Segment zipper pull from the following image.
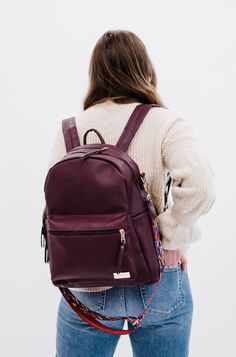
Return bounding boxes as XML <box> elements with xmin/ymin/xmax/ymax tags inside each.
<box><xmin>41</xmin><ymin>226</ymin><xmax>46</xmax><ymax>247</ymax></box>
<box><xmin>81</xmin><ymin>147</ymin><xmax>109</xmax><ymax>159</ymax></box>
<box><xmin>119</xmin><ymin>228</ymin><xmax>126</xmax><ymax>244</ymax></box>
<box><xmin>41</xmin><ymin>226</ymin><xmax>49</xmax><ymax>263</ymax></box>
<box><xmin>117</xmin><ymin>229</ymin><xmax>126</xmax><ymax>274</ymax></box>
<box><xmin>44</xmin><ymin>237</ymin><xmax>49</xmax><ymax>263</ymax></box>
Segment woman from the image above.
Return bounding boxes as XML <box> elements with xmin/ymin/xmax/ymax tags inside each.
<box><xmin>47</xmin><ymin>30</ymin><xmax>216</xmax><ymax>357</ymax></box>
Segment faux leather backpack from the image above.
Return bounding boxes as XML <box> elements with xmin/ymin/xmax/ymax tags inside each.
<box><xmin>41</xmin><ymin>103</ymin><xmax>171</xmax><ymax>335</ymax></box>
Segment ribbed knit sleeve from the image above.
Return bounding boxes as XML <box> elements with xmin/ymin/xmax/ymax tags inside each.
<box><xmin>156</xmin><ymin>117</ymin><xmax>216</xmax><ymax>251</ymax></box>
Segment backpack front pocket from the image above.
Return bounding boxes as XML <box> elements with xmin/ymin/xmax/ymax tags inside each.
<box><xmin>45</xmin><ymin>214</ymin><xmax>134</xmax><ymax>286</ymax></box>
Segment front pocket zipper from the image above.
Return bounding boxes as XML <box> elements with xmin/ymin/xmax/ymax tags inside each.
<box><xmin>48</xmin><ymin>228</ymin><xmax>123</xmax><ymax>236</ymax></box>
<box><xmin>48</xmin><ymin>227</ymin><xmax>126</xmax><ymax>274</ymax></box>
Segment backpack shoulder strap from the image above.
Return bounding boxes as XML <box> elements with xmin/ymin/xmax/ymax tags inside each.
<box><xmin>62</xmin><ymin>116</ymin><xmax>80</xmax><ymax>153</ymax></box>
<box><xmin>116</xmin><ymin>103</ymin><xmax>158</xmax><ymax>152</ymax></box>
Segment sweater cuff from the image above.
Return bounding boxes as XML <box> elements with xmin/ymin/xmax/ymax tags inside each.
<box><xmin>156</xmin><ymin>210</ymin><xmax>202</xmax><ymax>251</ymax></box>
<box><xmin>161</xmin><ymin>239</ymin><xmax>189</xmax><ymax>252</ymax></box>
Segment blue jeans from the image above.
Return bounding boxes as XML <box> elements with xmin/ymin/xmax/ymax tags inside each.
<box><xmin>56</xmin><ymin>264</ymin><xmax>193</xmax><ymax>357</ymax></box>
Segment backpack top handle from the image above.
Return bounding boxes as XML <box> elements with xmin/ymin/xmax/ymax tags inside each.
<box><xmin>83</xmin><ymin>128</ymin><xmax>106</xmax><ymax>145</ymax></box>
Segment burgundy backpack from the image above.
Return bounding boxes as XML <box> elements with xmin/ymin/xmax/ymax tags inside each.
<box><xmin>41</xmin><ymin>103</ymin><xmax>171</xmax><ymax>335</ymax></box>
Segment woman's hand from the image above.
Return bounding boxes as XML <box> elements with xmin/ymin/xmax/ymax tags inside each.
<box><xmin>163</xmin><ymin>249</ymin><xmax>187</xmax><ymax>270</ymax></box>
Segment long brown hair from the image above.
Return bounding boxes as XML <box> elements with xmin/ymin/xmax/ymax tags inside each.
<box><xmin>83</xmin><ymin>30</ymin><xmax>167</xmax><ymax>110</ymax></box>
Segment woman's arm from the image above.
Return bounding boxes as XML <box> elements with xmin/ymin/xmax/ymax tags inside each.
<box><xmin>156</xmin><ymin>117</ymin><xmax>216</xmax><ymax>252</ymax></box>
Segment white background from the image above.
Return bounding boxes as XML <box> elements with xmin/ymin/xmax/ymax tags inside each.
<box><xmin>0</xmin><ymin>1</ymin><xmax>235</xmax><ymax>356</ymax></box>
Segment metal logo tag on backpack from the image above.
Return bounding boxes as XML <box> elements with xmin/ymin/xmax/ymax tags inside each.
<box><xmin>113</xmin><ymin>272</ymin><xmax>131</xmax><ymax>279</ymax></box>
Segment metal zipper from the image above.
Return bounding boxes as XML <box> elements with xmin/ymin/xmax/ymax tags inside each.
<box><xmin>117</xmin><ymin>228</ymin><xmax>126</xmax><ymax>274</ymax></box>
<box><xmin>81</xmin><ymin>147</ymin><xmax>109</xmax><ymax>159</ymax></box>
<box><xmin>48</xmin><ymin>228</ymin><xmax>123</xmax><ymax>236</ymax></box>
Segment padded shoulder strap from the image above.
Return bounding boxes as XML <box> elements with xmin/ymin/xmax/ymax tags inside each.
<box><xmin>62</xmin><ymin>117</ymin><xmax>80</xmax><ymax>153</ymax></box>
<box><xmin>116</xmin><ymin>104</ymin><xmax>158</xmax><ymax>152</ymax></box>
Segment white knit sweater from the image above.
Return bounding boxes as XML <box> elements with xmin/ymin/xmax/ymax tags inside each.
<box><xmin>47</xmin><ymin>100</ymin><xmax>216</xmax><ymax>292</ymax></box>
